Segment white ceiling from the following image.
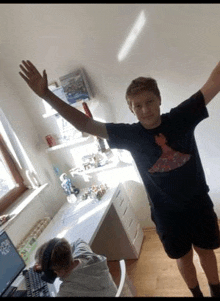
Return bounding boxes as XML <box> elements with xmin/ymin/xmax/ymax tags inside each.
<box><xmin>0</xmin><ymin>3</ymin><xmax>220</xmax><ymax>120</ymax></box>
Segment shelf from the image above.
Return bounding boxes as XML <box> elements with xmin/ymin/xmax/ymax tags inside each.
<box><xmin>69</xmin><ymin>159</ymin><xmax>131</xmax><ymax>177</ymax></box>
<box><xmin>42</xmin><ymin>109</ymin><xmax>58</xmax><ymax>118</ymax></box>
<box><xmin>42</xmin><ymin>98</ymin><xmax>91</xmax><ymax>119</ymax></box>
<box><xmin>46</xmin><ymin>135</ymin><xmax>94</xmax><ymax>152</ymax></box>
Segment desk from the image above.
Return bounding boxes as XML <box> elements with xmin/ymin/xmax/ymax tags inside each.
<box><xmin>31</xmin><ymin>186</ymin><xmax>116</xmax><ymax>248</ymax></box>
<box><xmin>17</xmin><ymin>183</ymin><xmax>143</xmax><ymax>295</ymax></box>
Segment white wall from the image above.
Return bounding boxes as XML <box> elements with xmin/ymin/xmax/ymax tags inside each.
<box><xmin>0</xmin><ymin>70</ymin><xmax>67</xmax><ymax>242</ymax></box>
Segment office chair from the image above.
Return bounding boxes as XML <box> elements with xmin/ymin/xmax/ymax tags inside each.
<box><xmin>115</xmin><ymin>260</ymin><xmax>126</xmax><ymax>297</ymax></box>
<box><xmin>115</xmin><ymin>259</ymin><xmax>136</xmax><ymax>297</ymax></box>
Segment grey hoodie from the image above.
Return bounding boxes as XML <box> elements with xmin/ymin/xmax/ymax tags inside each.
<box><xmin>57</xmin><ymin>239</ymin><xmax>117</xmax><ymax>297</ymax></box>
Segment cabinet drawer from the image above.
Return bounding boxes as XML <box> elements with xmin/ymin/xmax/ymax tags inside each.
<box><xmin>113</xmin><ymin>189</ymin><xmax>129</xmax><ymax>217</ymax></box>
<box><xmin>121</xmin><ymin>205</ymin><xmax>139</xmax><ymax>242</ymax></box>
<box><xmin>133</xmin><ymin>224</ymin><xmax>144</xmax><ymax>255</ymax></box>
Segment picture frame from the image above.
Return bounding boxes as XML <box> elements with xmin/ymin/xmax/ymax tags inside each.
<box><xmin>59</xmin><ymin>68</ymin><xmax>92</xmax><ymax>105</ymax></box>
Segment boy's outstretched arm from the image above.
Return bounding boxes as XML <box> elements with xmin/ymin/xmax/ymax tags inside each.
<box><xmin>19</xmin><ymin>60</ymin><xmax>109</xmax><ymax>139</ymax></box>
<box><xmin>201</xmin><ymin>60</ymin><xmax>220</xmax><ymax>105</ymax></box>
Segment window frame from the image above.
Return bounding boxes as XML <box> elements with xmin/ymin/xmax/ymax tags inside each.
<box><xmin>0</xmin><ymin>134</ymin><xmax>28</xmax><ymax>213</ymax></box>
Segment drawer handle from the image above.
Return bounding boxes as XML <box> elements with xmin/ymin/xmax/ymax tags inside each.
<box><xmin>116</xmin><ymin>190</ymin><xmax>121</xmax><ymax>198</ymax></box>
<box><xmin>134</xmin><ymin>225</ymin><xmax>139</xmax><ymax>240</ymax></box>
<box><xmin>123</xmin><ymin>206</ymin><xmax>128</xmax><ymax>216</ymax></box>
<box><xmin>120</xmin><ymin>198</ymin><xmax>124</xmax><ymax>207</ymax></box>
<box><xmin>128</xmin><ymin>219</ymin><xmax>133</xmax><ymax>228</ymax></box>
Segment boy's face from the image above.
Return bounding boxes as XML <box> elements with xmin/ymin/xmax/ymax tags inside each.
<box><xmin>129</xmin><ymin>90</ymin><xmax>161</xmax><ymax>129</ymax></box>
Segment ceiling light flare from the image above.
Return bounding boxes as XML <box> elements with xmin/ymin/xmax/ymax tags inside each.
<box><xmin>118</xmin><ymin>10</ymin><xmax>147</xmax><ymax>62</ymax></box>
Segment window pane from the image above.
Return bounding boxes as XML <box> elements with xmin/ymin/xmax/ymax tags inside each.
<box><xmin>0</xmin><ymin>153</ymin><xmax>16</xmax><ymax>199</ymax></box>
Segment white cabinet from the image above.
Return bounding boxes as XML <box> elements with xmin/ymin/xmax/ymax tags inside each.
<box><xmin>91</xmin><ymin>183</ymin><xmax>144</xmax><ymax>260</ymax></box>
<box><xmin>112</xmin><ymin>183</ymin><xmax>144</xmax><ymax>257</ymax></box>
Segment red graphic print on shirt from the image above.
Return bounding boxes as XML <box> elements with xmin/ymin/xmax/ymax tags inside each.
<box><xmin>148</xmin><ymin>133</ymin><xmax>191</xmax><ymax>174</ymax></box>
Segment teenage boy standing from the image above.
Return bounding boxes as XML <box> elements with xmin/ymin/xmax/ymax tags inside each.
<box><xmin>19</xmin><ymin>60</ymin><xmax>220</xmax><ymax>297</ymax></box>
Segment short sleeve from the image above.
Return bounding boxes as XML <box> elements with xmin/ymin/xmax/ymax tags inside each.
<box><xmin>106</xmin><ymin>122</ymin><xmax>140</xmax><ymax>150</ymax></box>
<box><xmin>169</xmin><ymin>90</ymin><xmax>209</xmax><ymax>131</ymax></box>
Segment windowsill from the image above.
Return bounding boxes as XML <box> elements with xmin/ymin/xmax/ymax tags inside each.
<box><xmin>1</xmin><ymin>183</ymin><xmax>49</xmax><ymax>230</ymax></box>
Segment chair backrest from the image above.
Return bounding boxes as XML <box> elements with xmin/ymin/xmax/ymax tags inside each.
<box><xmin>115</xmin><ymin>259</ymin><xmax>126</xmax><ymax>297</ymax></box>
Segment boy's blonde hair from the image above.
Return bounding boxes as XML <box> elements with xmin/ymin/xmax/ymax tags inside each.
<box><xmin>125</xmin><ymin>77</ymin><xmax>161</xmax><ymax>106</ymax></box>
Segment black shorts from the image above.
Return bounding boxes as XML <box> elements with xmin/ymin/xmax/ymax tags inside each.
<box><xmin>151</xmin><ymin>200</ymin><xmax>220</xmax><ymax>259</ymax></box>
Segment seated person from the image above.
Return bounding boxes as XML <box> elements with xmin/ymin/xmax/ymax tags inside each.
<box><xmin>34</xmin><ymin>237</ymin><xmax>117</xmax><ymax>297</ymax></box>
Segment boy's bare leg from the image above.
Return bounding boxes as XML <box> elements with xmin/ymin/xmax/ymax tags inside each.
<box><xmin>193</xmin><ymin>246</ymin><xmax>220</xmax><ymax>297</ymax></box>
<box><xmin>176</xmin><ymin>246</ymin><xmax>220</xmax><ymax>297</ymax></box>
<box><xmin>176</xmin><ymin>248</ymin><xmax>200</xmax><ymax>289</ymax></box>
<box><xmin>193</xmin><ymin>246</ymin><xmax>219</xmax><ymax>285</ymax></box>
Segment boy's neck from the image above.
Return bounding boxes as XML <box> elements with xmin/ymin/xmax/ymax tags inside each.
<box><xmin>141</xmin><ymin>116</ymin><xmax>162</xmax><ymax>130</ymax></box>
<box><xmin>61</xmin><ymin>259</ymin><xmax>80</xmax><ymax>278</ymax></box>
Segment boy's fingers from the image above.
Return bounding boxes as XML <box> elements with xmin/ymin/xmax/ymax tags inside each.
<box><xmin>19</xmin><ymin>64</ymin><xmax>30</xmax><ymax>77</ymax></box>
<box><xmin>43</xmin><ymin>69</ymin><xmax>47</xmax><ymax>80</ymax></box>
<box><xmin>26</xmin><ymin>60</ymin><xmax>41</xmax><ymax>75</ymax></box>
<box><xmin>19</xmin><ymin>71</ymin><xmax>29</xmax><ymax>84</ymax></box>
<box><xmin>26</xmin><ymin>60</ymin><xmax>36</xmax><ymax>69</ymax></box>
<box><xmin>22</xmin><ymin>60</ymin><xmax>35</xmax><ymax>73</ymax></box>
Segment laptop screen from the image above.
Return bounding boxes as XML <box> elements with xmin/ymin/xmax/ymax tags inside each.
<box><xmin>0</xmin><ymin>231</ymin><xmax>25</xmax><ymax>296</ymax></box>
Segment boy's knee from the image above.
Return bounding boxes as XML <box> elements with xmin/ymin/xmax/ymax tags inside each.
<box><xmin>193</xmin><ymin>245</ymin><xmax>214</xmax><ymax>258</ymax></box>
<box><xmin>176</xmin><ymin>248</ymin><xmax>193</xmax><ymax>265</ymax></box>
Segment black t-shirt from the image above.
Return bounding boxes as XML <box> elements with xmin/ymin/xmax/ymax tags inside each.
<box><xmin>106</xmin><ymin>90</ymin><xmax>213</xmax><ymax>211</ymax></box>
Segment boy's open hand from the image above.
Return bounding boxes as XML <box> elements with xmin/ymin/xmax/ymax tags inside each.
<box><xmin>19</xmin><ymin>60</ymin><xmax>48</xmax><ymax>98</ymax></box>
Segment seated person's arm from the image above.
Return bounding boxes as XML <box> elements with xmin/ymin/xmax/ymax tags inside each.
<box><xmin>71</xmin><ymin>238</ymin><xmax>94</xmax><ymax>257</ymax></box>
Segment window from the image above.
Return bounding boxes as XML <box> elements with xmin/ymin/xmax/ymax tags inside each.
<box><xmin>0</xmin><ymin>134</ymin><xmax>27</xmax><ymax>213</ymax></box>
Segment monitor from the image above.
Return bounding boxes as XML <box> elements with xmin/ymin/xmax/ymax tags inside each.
<box><xmin>0</xmin><ymin>231</ymin><xmax>26</xmax><ymax>296</ymax></box>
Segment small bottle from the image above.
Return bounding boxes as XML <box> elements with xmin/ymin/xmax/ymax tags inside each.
<box><xmin>26</xmin><ymin>170</ymin><xmax>40</xmax><ymax>189</ymax></box>
<box><xmin>67</xmin><ymin>194</ymin><xmax>77</xmax><ymax>204</ymax></box>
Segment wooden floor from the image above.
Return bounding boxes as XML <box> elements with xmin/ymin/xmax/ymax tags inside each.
<box><xmin>108</xmin><ymin>227</ymin><xmax>220</xmax><ymax>297</ymax></box>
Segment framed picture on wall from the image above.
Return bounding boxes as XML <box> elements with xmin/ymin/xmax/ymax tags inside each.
<box><xmin>59</xmin><ymin>69</ymin><xmax>92</xmax><ymax>105</ymax></box>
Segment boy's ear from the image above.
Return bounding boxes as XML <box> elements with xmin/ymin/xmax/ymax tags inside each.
<box><xmin>53</xmin><ymin>270</ymin><xmax>59</xmax><ymax>276</ymax></box>
<box><xmin>129</xmin><ymin>105</ymin><xmax>134</xmax><ymax>114</ymax></box>
<box><xmin>34</xmin><ymin>263</ymin><xmax>42</xmax><ymax>272</ymax></box>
